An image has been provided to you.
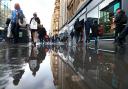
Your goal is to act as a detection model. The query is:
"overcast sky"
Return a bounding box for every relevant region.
[11,0,55,33]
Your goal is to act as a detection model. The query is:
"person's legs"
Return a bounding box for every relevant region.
[115,25,125,43]
[120,25,126,43]
[11,23,18,43]
[117,26,128,45]
[34,32,37,42]
[75,31,80,44]
[31,31,37,46]
[86,30,90,43]
[115,26,119,43]
[15,26,19,43]
[39,35,44,43]
[31,31,34,43]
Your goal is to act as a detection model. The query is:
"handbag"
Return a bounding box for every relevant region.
[30,19,38,29]
[18,18,27,29]
[7,22,12,38]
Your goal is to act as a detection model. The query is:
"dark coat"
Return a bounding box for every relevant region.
[70,31,74,38]
[91,22,98,37]
[38,27,46,37]
[115,10,127,25]
[85,20,92,31]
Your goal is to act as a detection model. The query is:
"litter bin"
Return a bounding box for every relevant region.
[18,28,29,43]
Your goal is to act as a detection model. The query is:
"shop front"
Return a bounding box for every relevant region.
[66,0,124,43]
[99,0,121,38]
[85,0,121,39]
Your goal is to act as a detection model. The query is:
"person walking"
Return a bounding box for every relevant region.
[70,30,74,41]
[91,20,99,46]
[84,18,93,44]
[114,8,127,43]
[74,18,81,44]
[38,24,46,43]
[30,12,40,46]
[10,3,25,43]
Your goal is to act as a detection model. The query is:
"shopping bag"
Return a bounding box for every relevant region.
[29,60,37,70]
[18,18,27,29]
[7,23,12,38]
[30,19,37,29]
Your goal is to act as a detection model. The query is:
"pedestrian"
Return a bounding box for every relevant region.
[74,18,81,44]
[91,20,99,46]
[85,18,93,43]
[70,30,74,41]
[85,20,90,43]
[38,24,46,43]
[28,46,39,76]
[10,3,25,43]
[114,8,127,43]
[55,34,60,42]
[30,12,40,46]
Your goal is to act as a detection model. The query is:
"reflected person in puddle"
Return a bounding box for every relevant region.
[27,45,46,76]
[13,70,25,86]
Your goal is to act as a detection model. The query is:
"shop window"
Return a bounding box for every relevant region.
[87,6,99,18]
[99,2,120,38]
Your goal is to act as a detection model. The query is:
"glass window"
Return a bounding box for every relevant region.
[99,2,121,38]
[87,6,99,18]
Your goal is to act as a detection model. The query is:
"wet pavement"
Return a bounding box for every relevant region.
[0,42,128,89]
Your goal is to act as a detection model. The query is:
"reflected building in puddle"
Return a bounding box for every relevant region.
[52,45,128,89]
[50,48,59,87]
[50,46,90,89]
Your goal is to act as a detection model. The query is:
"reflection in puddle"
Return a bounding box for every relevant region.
[1,44,128,89]
[56,45,128,89]
[0,45,56,89]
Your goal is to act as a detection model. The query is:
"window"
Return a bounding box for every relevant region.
[99,2,121,37]
[87,6,99,18]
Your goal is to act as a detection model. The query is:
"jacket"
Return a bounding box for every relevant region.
[11,9,24,23]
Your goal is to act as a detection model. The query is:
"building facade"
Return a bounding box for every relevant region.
[67,0,86,22]
[51,0,60,36]
[0,0,11,29]
[56,0,128,43]
[59,0,67,29]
